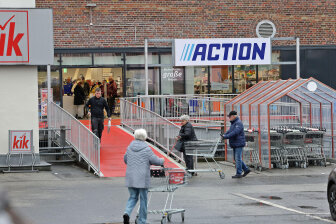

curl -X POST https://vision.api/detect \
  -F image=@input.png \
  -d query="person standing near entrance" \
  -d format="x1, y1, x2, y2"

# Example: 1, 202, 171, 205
73, 80, 85, 119
85, 88, 111, 141
221, 111, 251, 178
107, 77, 118, 115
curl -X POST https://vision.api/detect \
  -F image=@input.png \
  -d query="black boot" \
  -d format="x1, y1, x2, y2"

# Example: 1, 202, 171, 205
123, 214, 129, 224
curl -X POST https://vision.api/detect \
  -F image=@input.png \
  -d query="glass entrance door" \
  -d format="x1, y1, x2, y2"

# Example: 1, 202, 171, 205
62, 67, 123, 118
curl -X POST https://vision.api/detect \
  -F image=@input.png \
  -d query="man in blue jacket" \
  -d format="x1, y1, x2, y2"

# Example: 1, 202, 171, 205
222, 111, 251, 178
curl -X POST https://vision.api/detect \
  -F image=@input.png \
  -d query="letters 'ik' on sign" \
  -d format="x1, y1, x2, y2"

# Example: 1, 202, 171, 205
0, 11, 29, 63
10, 130, 32, 153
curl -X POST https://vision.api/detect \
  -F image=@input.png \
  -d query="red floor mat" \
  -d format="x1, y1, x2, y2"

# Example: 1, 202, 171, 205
80, 119, 181, 177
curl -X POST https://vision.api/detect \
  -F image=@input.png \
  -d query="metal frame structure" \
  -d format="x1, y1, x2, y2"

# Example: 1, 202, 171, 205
224, 78, 336, 169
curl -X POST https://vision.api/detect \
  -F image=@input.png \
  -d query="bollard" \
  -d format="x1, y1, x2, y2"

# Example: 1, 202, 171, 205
60, 125, 66, 147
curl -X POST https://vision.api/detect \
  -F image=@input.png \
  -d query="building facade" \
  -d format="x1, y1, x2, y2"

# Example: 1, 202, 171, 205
36, 0, 336, 108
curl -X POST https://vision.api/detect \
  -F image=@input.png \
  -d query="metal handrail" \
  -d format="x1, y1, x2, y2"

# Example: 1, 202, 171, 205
48, 102, 101, 176
120, 98, 184, 163
123, 94, 235, 122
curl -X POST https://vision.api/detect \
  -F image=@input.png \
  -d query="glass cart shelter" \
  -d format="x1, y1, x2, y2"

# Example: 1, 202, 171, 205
224, 78, 336, 168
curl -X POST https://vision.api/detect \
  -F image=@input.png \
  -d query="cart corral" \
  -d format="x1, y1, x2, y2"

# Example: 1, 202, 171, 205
225, 78, 336, 169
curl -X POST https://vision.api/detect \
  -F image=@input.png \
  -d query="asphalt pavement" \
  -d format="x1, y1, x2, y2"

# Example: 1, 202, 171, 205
0, 162, 335, 224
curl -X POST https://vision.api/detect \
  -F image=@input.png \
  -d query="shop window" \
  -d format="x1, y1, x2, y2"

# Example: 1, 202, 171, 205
38, 66, 61, 104
161, 53, 173, 65
161, 67, 185, 95
234, 65, 257, 93
126, 68, 159, 96
126, 53, 159, 65
53, 54, 60, 66
210, 66, 233, 94
185, 67, 209, 94
258, 51, 281, 81
94, 53, 123, 65
61, 53, 92, 66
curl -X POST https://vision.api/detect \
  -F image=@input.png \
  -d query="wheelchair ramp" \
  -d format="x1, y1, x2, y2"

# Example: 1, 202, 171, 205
80, 119, 183, 177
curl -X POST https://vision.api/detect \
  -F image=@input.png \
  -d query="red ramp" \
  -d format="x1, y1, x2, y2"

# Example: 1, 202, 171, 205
80, 120, 182, 177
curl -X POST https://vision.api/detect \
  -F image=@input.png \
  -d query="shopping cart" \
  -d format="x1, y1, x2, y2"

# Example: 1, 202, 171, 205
304, 130, 326, 166
136, 167, 189, 224
282, 131, 307, 168
270, 130, 288, 169
244, 130, 262, 171
184, 136, 225, 179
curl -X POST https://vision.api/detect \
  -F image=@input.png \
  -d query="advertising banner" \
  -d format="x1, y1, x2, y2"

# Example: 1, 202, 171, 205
175, 38, 271, 66
41, 88, 52, 116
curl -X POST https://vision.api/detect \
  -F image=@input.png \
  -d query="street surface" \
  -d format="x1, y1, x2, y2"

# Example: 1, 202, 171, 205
1, 162, 335, 224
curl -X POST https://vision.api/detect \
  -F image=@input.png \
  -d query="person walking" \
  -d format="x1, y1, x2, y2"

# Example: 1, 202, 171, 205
221, 111, 250, 178
73, 80, 85, 119
176, 115, 197, 172
123, 129, 164, 224
107, 77, 118, 115
85, 88, 111, 141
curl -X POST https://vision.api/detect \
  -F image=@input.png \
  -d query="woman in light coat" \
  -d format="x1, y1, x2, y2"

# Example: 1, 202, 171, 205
123, 129, 164, 224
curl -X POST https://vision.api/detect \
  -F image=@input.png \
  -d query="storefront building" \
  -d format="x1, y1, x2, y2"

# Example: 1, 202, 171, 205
36, 0, 336, 108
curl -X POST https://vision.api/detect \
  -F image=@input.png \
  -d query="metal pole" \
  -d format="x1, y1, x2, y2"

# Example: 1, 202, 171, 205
296, 38, 300, 79
145, 38, 148, 96
47, 64, 52, 148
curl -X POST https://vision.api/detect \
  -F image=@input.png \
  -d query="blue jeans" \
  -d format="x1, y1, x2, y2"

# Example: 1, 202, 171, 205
233, 147, 249, 175
124, 187, 148, 224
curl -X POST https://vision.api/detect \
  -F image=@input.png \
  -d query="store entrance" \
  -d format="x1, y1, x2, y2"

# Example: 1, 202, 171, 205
62, 67, 123, 119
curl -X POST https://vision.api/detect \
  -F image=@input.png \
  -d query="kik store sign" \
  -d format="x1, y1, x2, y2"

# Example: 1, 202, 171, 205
9, 130, 33, 153
0, 9, 53, 65
175, 38, 271, 66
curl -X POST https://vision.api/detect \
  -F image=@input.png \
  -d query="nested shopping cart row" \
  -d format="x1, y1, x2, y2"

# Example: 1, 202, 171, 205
242, 127, 327, 170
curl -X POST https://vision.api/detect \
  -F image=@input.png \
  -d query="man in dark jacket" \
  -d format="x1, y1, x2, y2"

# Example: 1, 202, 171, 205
74, 81, 85, 119
85, 88, 111, 141
222, 111, 250, 178
176, 115, 197, 171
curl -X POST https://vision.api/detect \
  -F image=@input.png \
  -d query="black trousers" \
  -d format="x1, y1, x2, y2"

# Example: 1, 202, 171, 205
108, 96, 116, 114
182, 149, 194, 170
91, 117, 104, 140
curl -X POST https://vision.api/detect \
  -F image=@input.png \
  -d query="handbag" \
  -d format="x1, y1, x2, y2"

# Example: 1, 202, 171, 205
174, 140, 184, 152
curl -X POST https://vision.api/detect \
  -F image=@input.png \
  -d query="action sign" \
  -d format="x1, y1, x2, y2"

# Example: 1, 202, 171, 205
0, 9, 53, 65
175, 38, 271, 66
9, 130, 33, 153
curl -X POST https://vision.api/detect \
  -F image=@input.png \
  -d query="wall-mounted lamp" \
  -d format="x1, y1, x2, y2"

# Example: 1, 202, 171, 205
86, 3, 97, 26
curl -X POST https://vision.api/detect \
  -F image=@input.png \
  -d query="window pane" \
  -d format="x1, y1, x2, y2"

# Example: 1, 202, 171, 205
126, 53, 159, 65
94, 53, 123, 65
234, 65, 256, 93
126, 68, 159, 96
185, 66, 209, 94
161, 54, 173, 65
62, 53, 92, 65
259, 51, 281, 81
54, 54, 60, 66
210, 66, 233, 94
161, 67, 185, 94
38, 66, 61, 104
